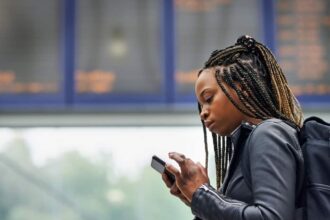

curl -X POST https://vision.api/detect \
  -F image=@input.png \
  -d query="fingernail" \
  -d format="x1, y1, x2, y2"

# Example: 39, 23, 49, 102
168, 152, 173, 157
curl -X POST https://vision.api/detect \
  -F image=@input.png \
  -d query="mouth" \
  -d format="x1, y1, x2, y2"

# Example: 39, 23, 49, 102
204, 121, 214, 129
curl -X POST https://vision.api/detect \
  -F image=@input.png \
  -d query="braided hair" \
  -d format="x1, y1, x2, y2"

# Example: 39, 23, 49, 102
198, 35, 303, 189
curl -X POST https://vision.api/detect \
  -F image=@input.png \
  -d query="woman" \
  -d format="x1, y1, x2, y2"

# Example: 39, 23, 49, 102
162, 35, 304, 220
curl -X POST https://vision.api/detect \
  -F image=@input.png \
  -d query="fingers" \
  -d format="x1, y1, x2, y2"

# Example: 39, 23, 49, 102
168, 152, 186, 164
168, 152, 193, 174
165, 163, 181, 179
168, 152, 195, 167
162, 173, 173, 188
165, 153, 208, 205
170, 184, 181, 196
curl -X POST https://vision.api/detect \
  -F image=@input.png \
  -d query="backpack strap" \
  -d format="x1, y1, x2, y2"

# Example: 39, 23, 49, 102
304, 116, 329, 125
300, 116, 330, 152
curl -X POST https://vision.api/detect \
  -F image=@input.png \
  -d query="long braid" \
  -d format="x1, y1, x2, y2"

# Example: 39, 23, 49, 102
219, 136, 224, 187
212, 133, 220, 188
232, 64, 273, 118
234, 61, 286, 119
255, 43, 303, 126
222, 67, 267, 119
223, 137, 227, 181
235, 61, 276, 109
227, 137, 232, 163
212, 133, 231, 189
198, 35, 303, 189
198, 103, 209, 171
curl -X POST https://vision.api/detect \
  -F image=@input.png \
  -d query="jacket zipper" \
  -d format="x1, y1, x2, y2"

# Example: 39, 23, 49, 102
200, 185, 242, 206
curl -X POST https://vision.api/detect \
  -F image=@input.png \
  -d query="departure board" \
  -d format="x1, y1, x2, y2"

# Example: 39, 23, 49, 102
0, 0, 328, 109
76, 0, 163, 97
174, 0, 262, 98
0, 0, 61, 95
276, 0, 330, 99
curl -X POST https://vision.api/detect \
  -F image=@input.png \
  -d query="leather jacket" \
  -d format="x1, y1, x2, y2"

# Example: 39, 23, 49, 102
191, 119, 304, 220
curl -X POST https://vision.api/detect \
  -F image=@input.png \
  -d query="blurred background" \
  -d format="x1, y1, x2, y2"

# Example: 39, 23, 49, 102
0, 0, 329, 219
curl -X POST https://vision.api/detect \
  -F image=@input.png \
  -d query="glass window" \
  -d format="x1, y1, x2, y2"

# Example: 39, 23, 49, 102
174, 0, 262, 99
0, 0, 61, 95
76, 0, 163, 98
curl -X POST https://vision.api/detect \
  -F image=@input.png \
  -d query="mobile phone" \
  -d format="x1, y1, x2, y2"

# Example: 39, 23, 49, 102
151, 155, 176, 184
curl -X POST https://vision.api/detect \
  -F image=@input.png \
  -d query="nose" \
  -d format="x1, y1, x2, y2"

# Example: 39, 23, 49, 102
200, 106, 209, 121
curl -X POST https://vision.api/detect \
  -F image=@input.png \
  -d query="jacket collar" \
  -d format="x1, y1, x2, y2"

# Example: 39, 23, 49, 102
230, 121, 255, 147
221, 121, 256, 193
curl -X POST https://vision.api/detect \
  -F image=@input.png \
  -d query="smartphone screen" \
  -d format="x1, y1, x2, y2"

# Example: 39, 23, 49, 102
151, 155, 175, 184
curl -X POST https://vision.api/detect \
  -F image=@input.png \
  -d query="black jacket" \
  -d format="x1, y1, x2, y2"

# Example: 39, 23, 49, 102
191, 119, 304, 220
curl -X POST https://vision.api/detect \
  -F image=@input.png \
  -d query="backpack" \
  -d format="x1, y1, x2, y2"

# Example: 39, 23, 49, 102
240, 116, 330, 219
298, 116, 330, 219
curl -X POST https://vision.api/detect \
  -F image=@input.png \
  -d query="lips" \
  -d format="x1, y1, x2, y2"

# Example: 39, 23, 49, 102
204, 121, 214, 129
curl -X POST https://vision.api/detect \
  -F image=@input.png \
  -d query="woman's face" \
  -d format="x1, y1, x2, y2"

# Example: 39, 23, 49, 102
195, 68, 245, 136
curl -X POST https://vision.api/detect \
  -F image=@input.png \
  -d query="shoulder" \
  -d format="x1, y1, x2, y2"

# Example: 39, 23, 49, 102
256, 118, 296, 131
247, 118, 301, 151
241, 119, 303, 179
252, 118, 298, 140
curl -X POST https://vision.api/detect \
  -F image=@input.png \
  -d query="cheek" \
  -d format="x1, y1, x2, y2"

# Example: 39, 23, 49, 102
212, 95, 234, 118
212, 97, 242, 135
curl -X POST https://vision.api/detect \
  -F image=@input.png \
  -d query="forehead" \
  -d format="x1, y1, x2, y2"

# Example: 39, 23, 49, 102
195, 68, 218, 92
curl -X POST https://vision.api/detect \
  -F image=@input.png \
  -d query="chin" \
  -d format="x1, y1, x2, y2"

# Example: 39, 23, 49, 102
210, 128, 225, 136
208, 124, 230, 136
215, 128, 231, 136
218, 132, 229, 136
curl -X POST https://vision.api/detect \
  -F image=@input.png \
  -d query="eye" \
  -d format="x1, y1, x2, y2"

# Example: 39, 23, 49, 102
205, 96, 213, 104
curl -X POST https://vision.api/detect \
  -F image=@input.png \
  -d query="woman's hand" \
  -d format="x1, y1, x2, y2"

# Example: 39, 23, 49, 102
166, 152, 209, 203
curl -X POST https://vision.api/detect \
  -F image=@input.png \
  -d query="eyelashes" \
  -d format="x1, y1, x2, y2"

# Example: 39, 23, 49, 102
198, 96, 213, 109
205, 96, 213, 104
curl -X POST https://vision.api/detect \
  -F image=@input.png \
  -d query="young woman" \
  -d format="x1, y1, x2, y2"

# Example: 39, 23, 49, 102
162, 35, 304, 220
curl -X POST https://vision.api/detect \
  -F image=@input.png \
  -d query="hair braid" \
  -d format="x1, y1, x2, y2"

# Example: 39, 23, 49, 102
235, 61, 281, 117
232, 64, 273, 118
255, 43, 303, 126
219, 136, 225, 186
222, 67, 267, 119
212, 133, 221, 188
198, 103, 209, 170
